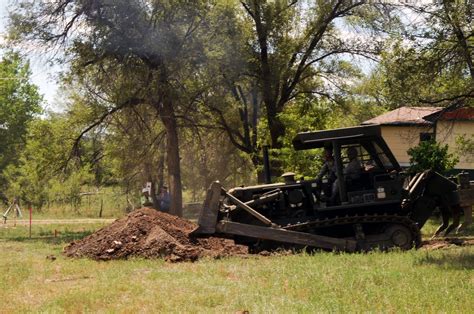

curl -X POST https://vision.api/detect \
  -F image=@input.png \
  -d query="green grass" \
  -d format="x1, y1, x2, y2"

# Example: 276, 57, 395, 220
423, 214, 474, 236
0, 220, 473, 313
0, 223, 108, 244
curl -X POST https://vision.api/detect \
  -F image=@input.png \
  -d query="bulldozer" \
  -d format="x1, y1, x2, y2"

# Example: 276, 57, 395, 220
192, 125, 470, 252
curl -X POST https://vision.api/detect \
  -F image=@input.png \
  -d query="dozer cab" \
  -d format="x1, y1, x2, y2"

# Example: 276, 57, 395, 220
192, 125, 463, 252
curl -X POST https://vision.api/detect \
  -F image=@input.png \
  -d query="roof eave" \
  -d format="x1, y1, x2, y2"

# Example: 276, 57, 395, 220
361, 122, 434, 126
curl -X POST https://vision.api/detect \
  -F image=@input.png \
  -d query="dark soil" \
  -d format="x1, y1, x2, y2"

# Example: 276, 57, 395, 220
63, 207, 248, 262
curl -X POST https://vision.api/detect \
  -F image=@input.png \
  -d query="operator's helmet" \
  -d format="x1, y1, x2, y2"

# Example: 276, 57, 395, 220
323, 145, 333, 160
282, 172, 296, 184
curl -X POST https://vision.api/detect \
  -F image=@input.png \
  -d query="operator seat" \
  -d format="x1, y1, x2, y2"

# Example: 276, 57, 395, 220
346, 167, 376, 192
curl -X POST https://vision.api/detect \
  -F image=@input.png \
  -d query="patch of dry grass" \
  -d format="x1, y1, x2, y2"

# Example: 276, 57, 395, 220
0, 221, 472, 312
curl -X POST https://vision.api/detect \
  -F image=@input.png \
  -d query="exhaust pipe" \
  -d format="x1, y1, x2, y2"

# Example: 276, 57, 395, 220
263, 145, 271, 184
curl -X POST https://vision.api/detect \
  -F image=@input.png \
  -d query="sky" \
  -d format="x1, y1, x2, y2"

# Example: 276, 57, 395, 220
0, 0, 60, 111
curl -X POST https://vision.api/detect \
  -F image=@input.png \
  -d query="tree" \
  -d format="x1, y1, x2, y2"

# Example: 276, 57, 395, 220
407, 140, 458, 175
194, 0, 375, 179
3, 112, 94, 208
9, 0, 217, 216
101, 103, 167, 207
360, 1, 474, 107
456, 134, 474, 165
180, 126, 255, 200
238, 0, 370, 151
456, 134, 474, 156
0, 52, 42, 195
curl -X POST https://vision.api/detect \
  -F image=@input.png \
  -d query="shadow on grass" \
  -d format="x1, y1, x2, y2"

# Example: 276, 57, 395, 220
416, 251, 474, 270
2, 230, 94, 244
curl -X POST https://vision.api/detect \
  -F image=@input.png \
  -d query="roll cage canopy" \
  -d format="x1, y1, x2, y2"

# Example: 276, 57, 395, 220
292, 124, 401, 172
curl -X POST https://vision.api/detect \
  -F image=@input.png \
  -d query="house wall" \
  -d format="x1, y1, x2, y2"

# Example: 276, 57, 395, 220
379, 122, 474, 170
380, 125, 433, 167
436, 120, 474, 170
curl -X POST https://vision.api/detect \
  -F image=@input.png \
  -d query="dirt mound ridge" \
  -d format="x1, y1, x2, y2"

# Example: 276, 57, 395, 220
64, 207, 248, 262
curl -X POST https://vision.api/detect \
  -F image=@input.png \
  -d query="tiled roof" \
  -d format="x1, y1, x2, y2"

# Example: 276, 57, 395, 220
425, 107, 474, 121
362, 107, 442, 126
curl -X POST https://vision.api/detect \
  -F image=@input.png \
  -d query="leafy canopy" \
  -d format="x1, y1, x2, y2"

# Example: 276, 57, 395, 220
0, 52, 42, 183
407, 140, 459, 175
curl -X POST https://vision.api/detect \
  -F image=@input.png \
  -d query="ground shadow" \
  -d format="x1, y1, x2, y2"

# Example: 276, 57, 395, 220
416, 251, 474, 270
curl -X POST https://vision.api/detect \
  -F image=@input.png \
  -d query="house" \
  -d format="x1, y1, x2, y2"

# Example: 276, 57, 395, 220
362, 105, 474, 175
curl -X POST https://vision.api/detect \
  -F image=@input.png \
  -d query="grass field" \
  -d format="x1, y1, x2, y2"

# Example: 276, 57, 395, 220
0, 220, 473, 313
3, 189, 201, 221
2, 186, 204, 220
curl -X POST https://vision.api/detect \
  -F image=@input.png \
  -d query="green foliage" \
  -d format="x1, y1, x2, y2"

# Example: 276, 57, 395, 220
48, 168, 95, 210
180, 128, 256, 199
370, 41, 473, 108
271, 94, 387, 179
2, 112, 105, 208
237, 0, 371, 149
456, 134, 474, 158
0, 52, 42, 185
407, 140, 459, 175
4, 0, 474, 208
358, 1, 474, 107
275, 97, 335, 178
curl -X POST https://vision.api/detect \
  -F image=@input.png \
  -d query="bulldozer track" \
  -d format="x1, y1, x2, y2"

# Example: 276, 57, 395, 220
282, 213, 422, 248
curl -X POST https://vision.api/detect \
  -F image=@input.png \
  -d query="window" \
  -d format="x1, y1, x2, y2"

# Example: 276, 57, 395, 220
420, 133, 434, 142
341, 145, 368, 165
372, 141, 394, 170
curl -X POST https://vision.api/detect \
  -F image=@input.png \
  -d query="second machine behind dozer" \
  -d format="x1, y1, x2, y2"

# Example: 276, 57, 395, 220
192, 125, 462, 252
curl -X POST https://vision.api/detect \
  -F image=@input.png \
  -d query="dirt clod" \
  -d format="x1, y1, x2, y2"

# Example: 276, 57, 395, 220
64, 207, 248, 262
46, 255, 57, 261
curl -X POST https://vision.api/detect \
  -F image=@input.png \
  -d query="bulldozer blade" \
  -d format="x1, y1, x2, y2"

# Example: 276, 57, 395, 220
215, 220, 357, 252
191, 181, 223, 236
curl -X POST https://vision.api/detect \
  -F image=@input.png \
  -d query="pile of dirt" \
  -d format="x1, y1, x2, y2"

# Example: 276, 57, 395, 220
64, 207, 248, 262
421, 237, 474, 250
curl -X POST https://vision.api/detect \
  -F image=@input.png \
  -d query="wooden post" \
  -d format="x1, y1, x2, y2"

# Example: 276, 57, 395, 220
458, 184, 474, 231
99, 198, 104, 218
29, 206, 32, 238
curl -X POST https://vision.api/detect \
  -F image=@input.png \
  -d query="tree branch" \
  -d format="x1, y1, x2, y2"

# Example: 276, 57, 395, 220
62, 97, 144, 170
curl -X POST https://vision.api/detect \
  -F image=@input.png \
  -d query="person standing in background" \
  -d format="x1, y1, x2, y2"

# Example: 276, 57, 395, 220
158, 186, 171, 213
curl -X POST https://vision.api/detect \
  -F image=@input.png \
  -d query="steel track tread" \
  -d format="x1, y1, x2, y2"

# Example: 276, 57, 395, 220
282, 213, 422, 248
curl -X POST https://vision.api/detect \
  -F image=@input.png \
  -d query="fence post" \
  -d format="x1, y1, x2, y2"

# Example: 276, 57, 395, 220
29, 206, 32, 238
99, 198, 104, 218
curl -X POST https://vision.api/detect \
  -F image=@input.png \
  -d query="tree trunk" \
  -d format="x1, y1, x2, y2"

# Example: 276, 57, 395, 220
160, 99, 183, 217
264, 105, 285, 178
157, 143, 165, 190
267, 111, 286, 149
251, 154, 266, 184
